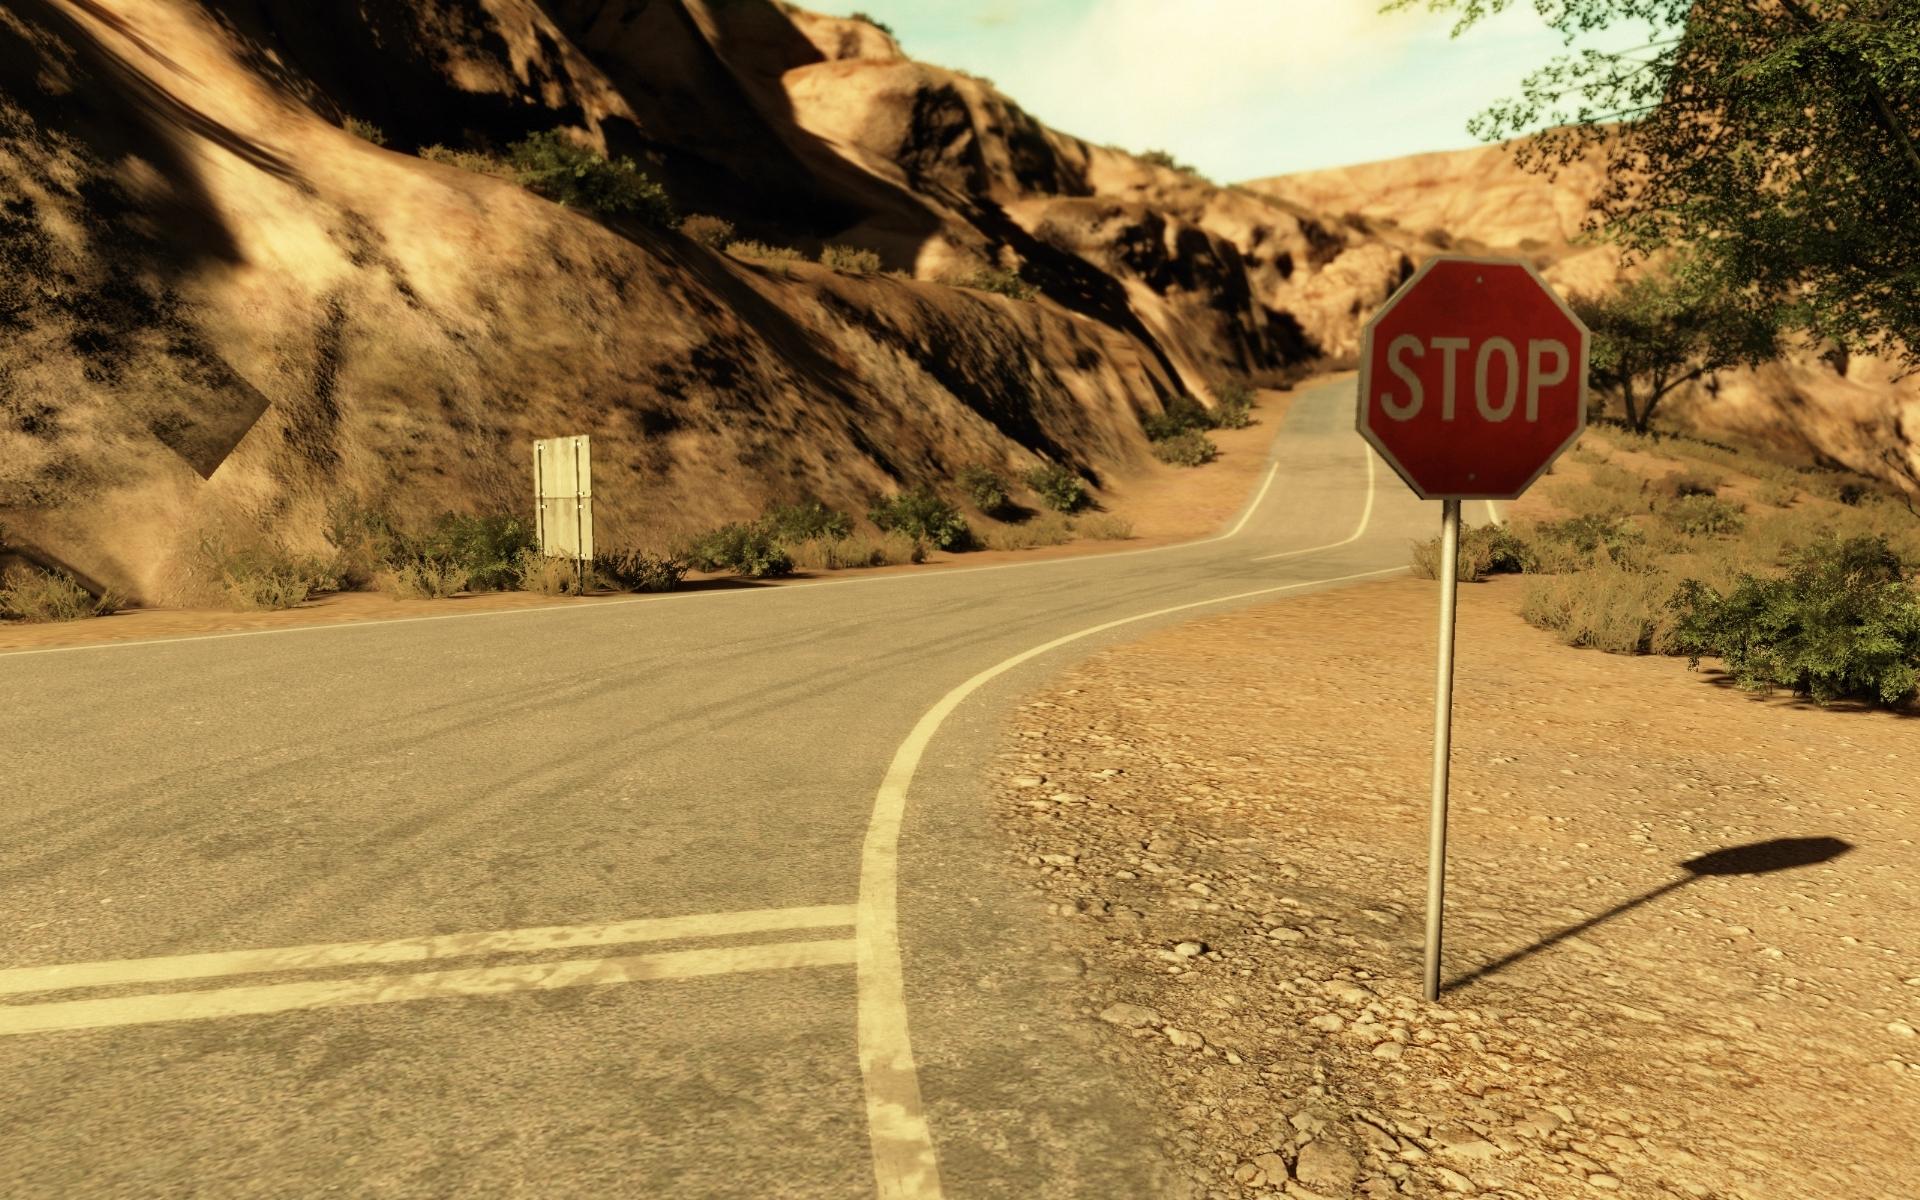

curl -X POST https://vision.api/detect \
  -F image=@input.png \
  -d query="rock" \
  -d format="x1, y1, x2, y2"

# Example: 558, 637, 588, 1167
1586, 1174, 1621, 1190
1294, 1140, 1359, 1196
1308, 1014, 1347, 1033
1371, 1041, 1404, 1062
1049, 792, 1090, 804
1009, 775, 1046, 788
1430, 1165, 1477, 1193
1166, 1027, 1205, 1048
1039, 853, 1079, 866
1429, 1125, 1500, 1160
1322, 981, 1373, 1005
1174, 941, 1208, 958
1353, 1122, 1398, 1155
1098, 1002, 1161, 1028
1889, 1020, 1917, 1038
1268, 926, 1308, 942
1252, 1152, 1290, 1184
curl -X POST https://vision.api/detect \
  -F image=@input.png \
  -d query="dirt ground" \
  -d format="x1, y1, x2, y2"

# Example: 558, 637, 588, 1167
0, 387, 1302, 654
985, 573, 1918, 1200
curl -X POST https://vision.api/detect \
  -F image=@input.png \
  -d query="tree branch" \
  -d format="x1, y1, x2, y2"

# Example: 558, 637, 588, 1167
1775, 0, 1920, 184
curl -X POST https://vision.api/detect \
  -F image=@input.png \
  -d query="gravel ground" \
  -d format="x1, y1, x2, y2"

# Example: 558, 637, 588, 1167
985, 574, 1918, 1200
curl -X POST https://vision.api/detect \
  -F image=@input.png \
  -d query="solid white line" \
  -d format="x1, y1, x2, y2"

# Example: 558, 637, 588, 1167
0, 905, 856, 997
855, 559, 1410, 1200
0, 939, 858, 1038
1250, 442, 1377, 563
0, 401, 1316, 661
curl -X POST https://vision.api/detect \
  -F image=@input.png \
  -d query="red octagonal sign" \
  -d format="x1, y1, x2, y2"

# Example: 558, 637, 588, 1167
1358, 256, 1590, 500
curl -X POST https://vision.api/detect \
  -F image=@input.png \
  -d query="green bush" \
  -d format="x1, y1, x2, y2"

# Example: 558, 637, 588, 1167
418, 144, 518, 181
1668, 534, 1920, 707
506, 130, 674, 223
1659, 468, 1723, 499
762, 499, 855, 544
324, 502, 408, 588
0, 565, 123, 622
953, 267, 1036, 301
868, 487, 972, 550
1143, 393, 1215, 441
343, 117, 387, 146
1151, 430, 1218, 466
680, 214, 736, 248
593, 548, 689, 592
1410, 523, 1535, 581
201, 537, 344, 610
1535, 513, 1644, 557
682, 523, 794, 578
958, 465, 1013, 516
1756, 478, 1799, 507
1024, 463, 1088, 513
849, 10, 894, 36
1212, 380, 1255, 429
1660, 494, 1746, 538
819, 244, 882, 273
417, 513, 538, 592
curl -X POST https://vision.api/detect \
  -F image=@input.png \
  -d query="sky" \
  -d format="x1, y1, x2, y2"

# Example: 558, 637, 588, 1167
812, 1, 1667, 182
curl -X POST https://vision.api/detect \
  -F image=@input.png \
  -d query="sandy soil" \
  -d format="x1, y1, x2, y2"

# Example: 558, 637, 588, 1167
0, 385, 1302, 654
985, 574, 1918, 1200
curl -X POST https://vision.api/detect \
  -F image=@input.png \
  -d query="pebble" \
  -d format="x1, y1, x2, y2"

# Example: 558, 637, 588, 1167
1586, 1174, 1621, 1190
1166, 1027, 1205, 1048
1174, 941, 1207, 958
1308, 1014, 1346, 1033
1294, 1140, 1359, 1196
1268, 926, 1307, 942
1009, 775, 1046, 788
1888, 1021, 1916, 1038
1099, 1003, 1161, 1028
1372, 1041, 1404, 1061
1429, 1165, 1477, 1193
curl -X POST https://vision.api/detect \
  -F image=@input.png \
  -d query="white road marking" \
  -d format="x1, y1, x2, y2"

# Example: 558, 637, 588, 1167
0, 939, 857, 1038
1250, 442, 1377, 563
0, 905, 855, 997
855, 560, 1409, 1200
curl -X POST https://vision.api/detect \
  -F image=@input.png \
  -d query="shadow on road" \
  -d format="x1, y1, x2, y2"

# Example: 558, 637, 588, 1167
1442, 836, 1853, 995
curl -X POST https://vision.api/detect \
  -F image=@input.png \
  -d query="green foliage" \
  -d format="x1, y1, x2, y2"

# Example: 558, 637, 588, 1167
682, 523, 794, 578
868, 487, 972, 550
958, 465, 1014, 516
953, 267, 1036, 301
849, 10, 894, 37
505, 131, 674, 222
1668, 535, 1920, 707
680, 214, 736, 249
1756, 478, 1800, 507
416, 513, 538, 592
761, 499, 854, 544
593, 548, 689, 592
418, 144, 518, 181
1151, 430, 1219, 466
325, 506, 534, 596
1659, 468, 1723, 499
200, 537, 343, 610
1137, 149, 1197, 173
0, 565, 123, 622
1212, 379, 1256, 428
1389, 0, 1918, 372
1142, 393, 1215, 441
1535, 512, 1645, 558
1409, 522, 1535, 581
819, 244, 882, 272
1660, 493, 1746, 537
1023, 463, 1088, 513
343, 117, 387, 146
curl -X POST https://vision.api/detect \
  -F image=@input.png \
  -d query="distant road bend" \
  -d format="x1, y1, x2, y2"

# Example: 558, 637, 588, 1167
1, 378, 1483, 1198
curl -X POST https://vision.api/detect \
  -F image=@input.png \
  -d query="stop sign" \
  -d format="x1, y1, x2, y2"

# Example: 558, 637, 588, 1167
1357, 256, 1589, 499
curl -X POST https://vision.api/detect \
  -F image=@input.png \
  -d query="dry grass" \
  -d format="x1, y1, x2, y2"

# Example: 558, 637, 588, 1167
784, 531, 925, 570
1076, 513, 1134, 540
0, 565, 124, 622
376, 561, 470, 599
514, 550, 589, 595
980, 512, 1076, 551
201, 538, 343, 611
1518, 553, 1684, 654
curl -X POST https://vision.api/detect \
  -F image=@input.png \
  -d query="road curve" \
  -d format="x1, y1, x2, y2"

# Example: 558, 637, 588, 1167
1, 377, 1449, 1199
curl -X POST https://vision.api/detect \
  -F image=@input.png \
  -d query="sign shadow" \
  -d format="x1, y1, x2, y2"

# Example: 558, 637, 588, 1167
1441, 836, 1853, 995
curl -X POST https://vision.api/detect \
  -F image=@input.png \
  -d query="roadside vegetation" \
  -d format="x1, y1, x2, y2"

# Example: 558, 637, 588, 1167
419, 131, 674, 223
1408, 426, 1920, 709
1140, 382, 1256, 466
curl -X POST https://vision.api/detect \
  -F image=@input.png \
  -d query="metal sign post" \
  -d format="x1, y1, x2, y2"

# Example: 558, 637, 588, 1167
1424, 498, 1461, 1002
533, 435, 594, 590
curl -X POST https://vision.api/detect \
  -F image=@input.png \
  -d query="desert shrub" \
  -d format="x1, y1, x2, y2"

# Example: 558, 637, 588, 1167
680, 214, 736, 248
1586, 462, 1647, 498
515, 549, 591, 596
958, 465, 1013, 516
1756, 478, 1799, 507
981, 512, 1076, 551
868, 487, 972, 550
378, 560, 470, 600
761, 499, 855, 545
1659, 468, 1724, 498
727, 239, 805, 264
819, 244, 882, 272
0, 565, 123, 622
594, 548, 689, 592
953, 267, 1036, 300
1152, 430, 1218, 466
1024, 463, 1088, 513
202, 537, 344, 610
417, 513, 538, 592
1567, 442, 1611, 466
682, 522, 794, 578
786, 531, 925, 570
1077, 513, 1133, 540
1534, 513, 1644, 558
1836, 481, 1873, 506
849, 10, 894, 36
506, 130, 673, 223
1212, 379, 1255, 429
1137, 148, 1197, 174
418, 144, 517, 180
1660, 494, 1746, 537
343, 117, 387, 146
1415, 522, 1541, 580
1143, 393, 1215, 441
1519, 555, 1685, 654
1668, 534, 1920, 706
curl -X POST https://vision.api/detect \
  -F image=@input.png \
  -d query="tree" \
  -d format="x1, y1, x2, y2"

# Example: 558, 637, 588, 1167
1571, 253, 1779, 431
1382, 0, 1920, 372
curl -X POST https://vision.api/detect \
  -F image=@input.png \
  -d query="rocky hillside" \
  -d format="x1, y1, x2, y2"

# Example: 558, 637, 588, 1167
1247, 144, 1920, 496
0, 0, 1407, 605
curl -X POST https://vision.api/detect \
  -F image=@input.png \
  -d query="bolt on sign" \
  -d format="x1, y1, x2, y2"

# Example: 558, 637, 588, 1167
533, 435, 594, 570
1355, 256, 1590, 1001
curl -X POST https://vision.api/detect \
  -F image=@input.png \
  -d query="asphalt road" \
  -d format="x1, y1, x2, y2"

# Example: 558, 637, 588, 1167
0, 377, 1462, 1198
